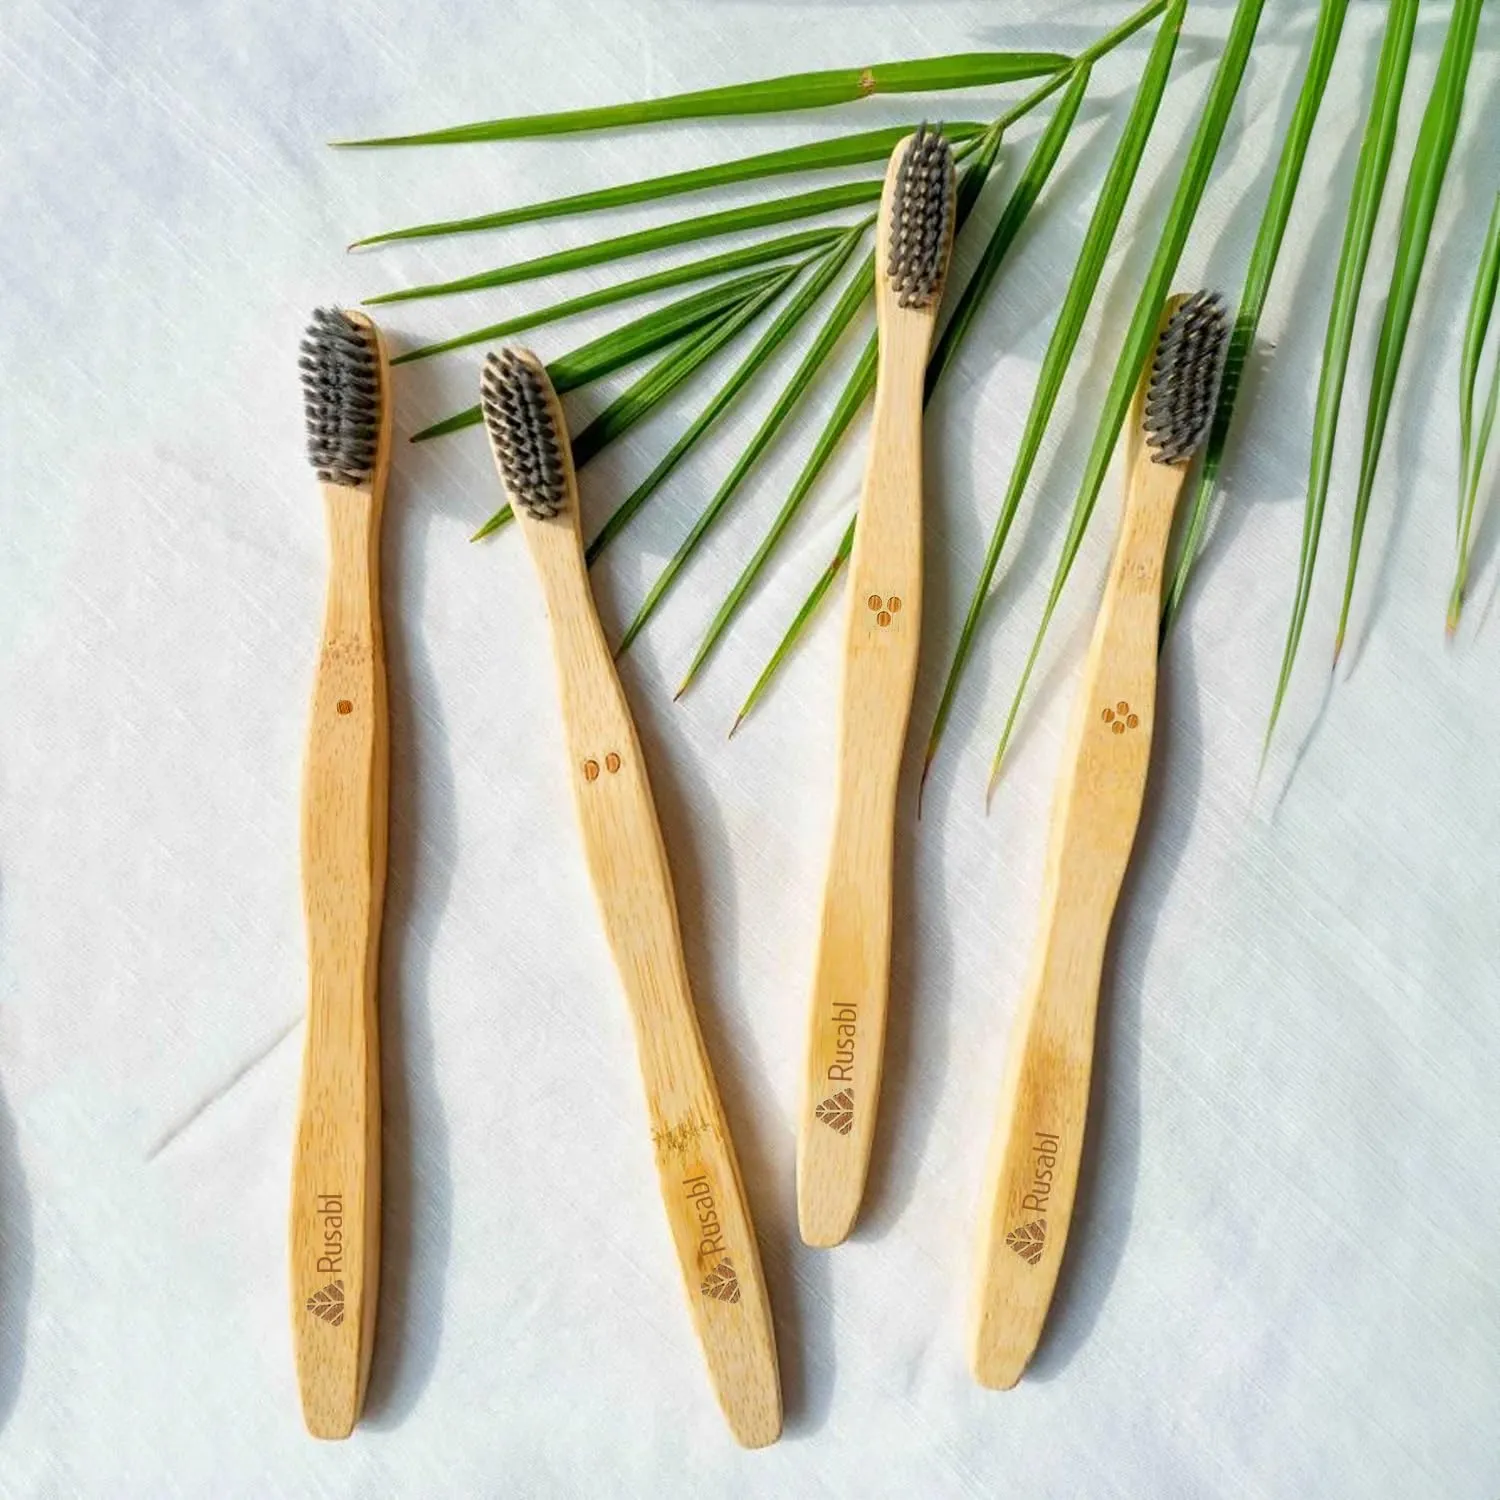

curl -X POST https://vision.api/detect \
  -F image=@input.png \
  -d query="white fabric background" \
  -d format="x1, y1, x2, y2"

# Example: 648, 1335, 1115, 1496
1, 0, 1497, 1494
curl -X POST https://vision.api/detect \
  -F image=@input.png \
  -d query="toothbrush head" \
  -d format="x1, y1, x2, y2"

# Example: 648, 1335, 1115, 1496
300, 308, 381, 487
480, 348, 569, 520
885, 123, 956, 311
1143, 291, 1230, 466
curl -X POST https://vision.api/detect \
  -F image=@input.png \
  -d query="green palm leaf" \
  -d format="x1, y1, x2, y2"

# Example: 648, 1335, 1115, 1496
732, 517, 857, 735
990, 0, 1266, 793
366, 181, 883, 306
410, 264, 790, 444
1162, 0, 1348, 636
1336, 0, 1484, 659
1452, 191, 1500, 632
1265, 0, 1417, 749
615, 247, 878, 651
682, 334, 879, 697
352, 125, 984, 248
589, 219, 870, 571
471, 271, 800, 539
333, 54, 1068, 147
923, 3, 1182, 783
573, 274, 798, 463
1458, 191, 1500, 531
391, 227, 843, 365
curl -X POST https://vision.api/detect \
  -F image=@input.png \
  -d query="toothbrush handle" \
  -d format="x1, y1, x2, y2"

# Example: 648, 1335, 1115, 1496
970, 452, 1181, 1389
536, 532, 782, 1449
798, 339, 924, 1248
291, 485, 387, 1439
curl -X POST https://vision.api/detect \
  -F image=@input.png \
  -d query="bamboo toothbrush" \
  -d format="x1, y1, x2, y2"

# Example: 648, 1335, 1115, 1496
969, 290, 1228, 1390
479, 347, 782, 1448
291, 307, 394, 1438
797, 125, 955, 1248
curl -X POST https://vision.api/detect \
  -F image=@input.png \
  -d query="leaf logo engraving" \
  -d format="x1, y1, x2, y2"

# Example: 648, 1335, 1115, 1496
306, 1279, 345, 1326
815, 1088, 855, 1135
1005, 1220, 1046, 1265
700, 1258, 741, 1304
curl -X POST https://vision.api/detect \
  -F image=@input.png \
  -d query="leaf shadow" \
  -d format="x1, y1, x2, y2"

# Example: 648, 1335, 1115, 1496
0, 880, 34, 1436
1461, 440, 1500, 616
1264, 662, 1338, 819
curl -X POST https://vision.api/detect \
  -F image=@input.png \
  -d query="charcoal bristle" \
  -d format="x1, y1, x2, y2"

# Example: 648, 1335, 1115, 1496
1143, 291, 1230, 465
300, 307, 380, 486
480, 350, 568, 520
886, 123, 955, 310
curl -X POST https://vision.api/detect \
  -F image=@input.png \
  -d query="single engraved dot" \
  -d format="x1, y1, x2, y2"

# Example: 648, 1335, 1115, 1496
888, 596, 902, 613
605, 752, 621, 773
1117, 701, 1129, 715
1127, 713, 1139, 729
336, 699, 353, 716
1102, 707, 1115, 723
1111, 721, 1126, 735
583, 760, 600, 782
867, 594, 882, 611
877, 610, 891, 627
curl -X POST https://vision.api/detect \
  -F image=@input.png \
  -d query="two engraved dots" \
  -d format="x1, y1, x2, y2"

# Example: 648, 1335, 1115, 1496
582, 751, 622, 782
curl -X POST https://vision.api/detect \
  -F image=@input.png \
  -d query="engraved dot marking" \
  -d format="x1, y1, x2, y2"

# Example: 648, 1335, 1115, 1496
877, 610, 891, 627
1117, 701, 1129, 714
605, 752, 621, 774
336, 699, 353, 716
868, 593, 901, 629
1111, 720, 1126, 735
583, 759, 600, 782
1101, 707, 1115, 724
867, 594, 882, 611
1127, 713, 1139, 729
887, 596, 901, 613
1104, 700, 1141, 735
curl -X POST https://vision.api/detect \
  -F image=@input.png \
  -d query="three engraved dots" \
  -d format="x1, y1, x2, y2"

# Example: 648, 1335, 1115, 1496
867, 594, 902, 628
583, 752, 622, 782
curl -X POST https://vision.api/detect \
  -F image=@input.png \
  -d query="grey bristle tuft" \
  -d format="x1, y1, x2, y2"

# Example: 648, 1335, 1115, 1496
300, 308, 379, 486
886, 123, 955, 309
480, 350, 567, 520
1143, 291, 1230, 465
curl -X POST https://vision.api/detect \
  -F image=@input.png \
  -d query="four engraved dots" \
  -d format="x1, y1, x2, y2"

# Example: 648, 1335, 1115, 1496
867, 594, 903, 629
582, 752, 623, 782
1102, 701, 1140, 735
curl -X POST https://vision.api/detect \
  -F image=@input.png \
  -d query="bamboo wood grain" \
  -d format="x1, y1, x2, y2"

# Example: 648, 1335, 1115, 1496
290, 311, 392, 1440
797, 138, 943, 1248
970, 304, 1187, 1389
492, 353, 781, 1449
